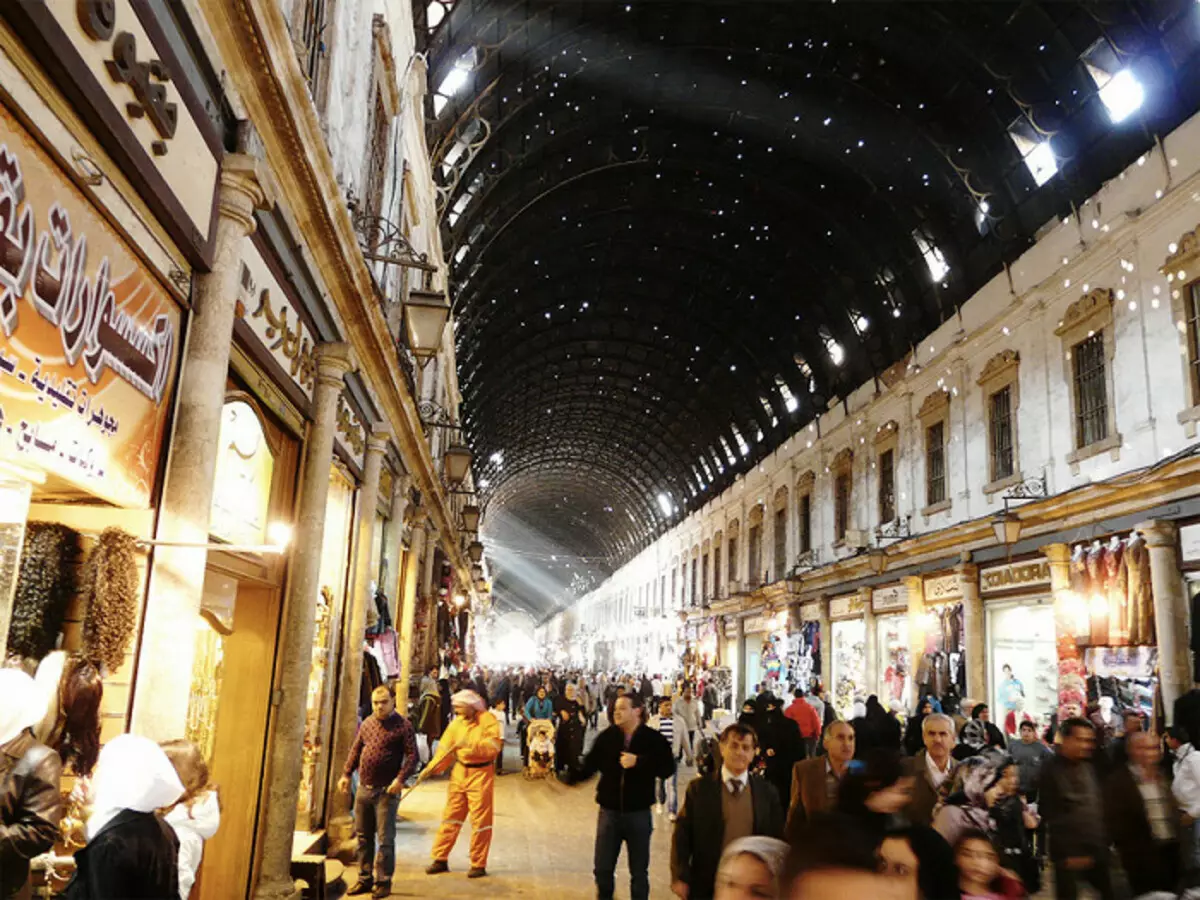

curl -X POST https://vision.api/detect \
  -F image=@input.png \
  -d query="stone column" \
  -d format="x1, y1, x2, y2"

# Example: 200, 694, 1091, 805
131, 156, 274, 739
422, 524, 442, 598
957, 558, 985, 704
903, 576, 926, 711
861, 588, 877, 696
734, 615, 747, 707
1040, 543, 1073, 720
325, 425, 388, 845
420, 525, 442, 671
817, 596, 833, 698
382, 476, 412, 627
253, 343, 353, 900
397, 510, 428, 705
1139, 520, 1191, 723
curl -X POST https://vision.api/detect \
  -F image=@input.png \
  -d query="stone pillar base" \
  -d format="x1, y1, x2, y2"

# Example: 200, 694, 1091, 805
326, 813, 355, 847
251, 876, 303, 900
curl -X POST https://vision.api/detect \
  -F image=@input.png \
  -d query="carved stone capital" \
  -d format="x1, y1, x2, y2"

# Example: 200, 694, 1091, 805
217, 153, 277, 234
315, 342, 354, 389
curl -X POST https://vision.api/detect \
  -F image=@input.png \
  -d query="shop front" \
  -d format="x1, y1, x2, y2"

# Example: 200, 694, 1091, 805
1056, 530, 1161, 740
872, 584, 910, 714
829, 593, 867, 719
913, 573, 967, 713
791, 602, 822, 695
981, 559, 1056, 738
740, 607, 789, 699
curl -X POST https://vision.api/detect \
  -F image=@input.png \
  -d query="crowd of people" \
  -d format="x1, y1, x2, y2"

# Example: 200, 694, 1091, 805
0, 660, 220, 899
376, 663, 1200, 900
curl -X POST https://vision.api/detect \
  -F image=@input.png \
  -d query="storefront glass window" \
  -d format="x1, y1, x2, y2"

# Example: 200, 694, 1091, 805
987, 602, 1056, 738
831, 618, 866, 720
876, 615, 909, 713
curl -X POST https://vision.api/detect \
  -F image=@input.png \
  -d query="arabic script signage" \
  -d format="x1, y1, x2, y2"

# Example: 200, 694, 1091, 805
872, 584, 908, 612
1, 0, 221, 267
829, 593, 864, 619
980, 560, 1052, 596
0, 105, 180, 507
923, 573, 963, 604
236, 239, 316, 399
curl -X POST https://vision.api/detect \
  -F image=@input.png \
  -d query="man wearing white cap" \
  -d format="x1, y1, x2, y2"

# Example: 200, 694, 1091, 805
425, 689, 502, 878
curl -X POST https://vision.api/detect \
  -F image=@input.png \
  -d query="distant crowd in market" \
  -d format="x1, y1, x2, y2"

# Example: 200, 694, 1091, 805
379, 660, 1200, 900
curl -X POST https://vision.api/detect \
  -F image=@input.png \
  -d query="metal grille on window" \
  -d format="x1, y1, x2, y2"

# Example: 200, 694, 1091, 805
926, 421, 946, 506
364, 89, 390, 219
712, 553, 720, 599
835, 472, 851, 540
701, 554, 709, 602
1072, 332, 1108, 448
299, 0, 328, 92
728, 538, 738, 583
798, 494, 811, 554
1188, 281, 1200, 402
989, 386, 1014, 481
878, 449, 895, 523
774, 508, 787, 582
691, 558, 698, 607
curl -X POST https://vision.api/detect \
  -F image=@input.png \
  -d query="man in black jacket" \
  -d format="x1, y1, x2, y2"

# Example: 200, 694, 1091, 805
569, 693, 675, 900
670, 722, 785, 900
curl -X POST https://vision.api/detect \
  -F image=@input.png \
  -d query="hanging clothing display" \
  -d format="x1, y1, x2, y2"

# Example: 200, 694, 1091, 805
367, 629, 400, 679
915, 601, 965, 711
1067, 532, 1156, 649
789, 621, 821, 691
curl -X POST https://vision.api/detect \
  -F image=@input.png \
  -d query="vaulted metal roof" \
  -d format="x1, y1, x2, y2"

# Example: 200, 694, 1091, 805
421, 0, 1200, 615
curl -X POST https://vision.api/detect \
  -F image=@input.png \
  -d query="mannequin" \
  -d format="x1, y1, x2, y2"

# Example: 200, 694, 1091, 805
1091, 695, 1118, 749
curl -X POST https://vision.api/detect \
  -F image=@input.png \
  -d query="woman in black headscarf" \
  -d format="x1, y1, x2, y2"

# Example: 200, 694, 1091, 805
903, 697, 935, 757
754, 691, 804, 807
857, 694, 902, 755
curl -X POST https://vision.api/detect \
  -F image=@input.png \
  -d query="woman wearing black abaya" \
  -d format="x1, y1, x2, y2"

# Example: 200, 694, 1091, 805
903, 697, 935, 756
754, 692, 805, 808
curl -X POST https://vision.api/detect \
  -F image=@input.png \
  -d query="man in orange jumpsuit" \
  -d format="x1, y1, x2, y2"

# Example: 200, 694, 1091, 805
425, 689, 502, 878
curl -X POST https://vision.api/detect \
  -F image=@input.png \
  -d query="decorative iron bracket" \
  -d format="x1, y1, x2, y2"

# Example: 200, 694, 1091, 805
347, 193, 439, 273
1001, 473, 1048, 506
875, 517, 912, 543
789, 547, 821, 577
418, 399, 462, 432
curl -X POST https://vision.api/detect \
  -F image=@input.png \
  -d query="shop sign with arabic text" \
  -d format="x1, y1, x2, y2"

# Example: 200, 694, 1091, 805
0, 106, 180, 507
236, 239, 316, 399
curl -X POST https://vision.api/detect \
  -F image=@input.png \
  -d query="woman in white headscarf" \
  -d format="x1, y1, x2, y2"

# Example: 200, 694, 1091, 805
0, 668, 63, 900
64, 734, 184, 899
714, 835, 790, 899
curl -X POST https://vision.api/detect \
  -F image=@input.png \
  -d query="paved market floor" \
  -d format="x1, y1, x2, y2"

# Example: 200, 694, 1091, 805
353, 728, 680, 898
329, 728, 1063, 899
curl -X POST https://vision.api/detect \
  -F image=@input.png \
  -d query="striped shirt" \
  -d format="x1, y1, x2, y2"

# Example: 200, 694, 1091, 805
659, 716, 674, 744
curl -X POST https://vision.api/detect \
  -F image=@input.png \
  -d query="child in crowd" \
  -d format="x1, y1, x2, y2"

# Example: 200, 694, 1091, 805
529, 726, 553, 769
160, 739, 220, 900
954, 831, 1025, 900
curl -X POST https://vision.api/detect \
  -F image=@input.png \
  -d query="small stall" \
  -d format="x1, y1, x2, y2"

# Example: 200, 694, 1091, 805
830, 593, 867, 719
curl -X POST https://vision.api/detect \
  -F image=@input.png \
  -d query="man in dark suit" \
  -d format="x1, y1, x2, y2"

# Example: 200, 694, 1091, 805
786, 720, 855, 839
670, 722, 784, 899
904, 712, 958, 826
